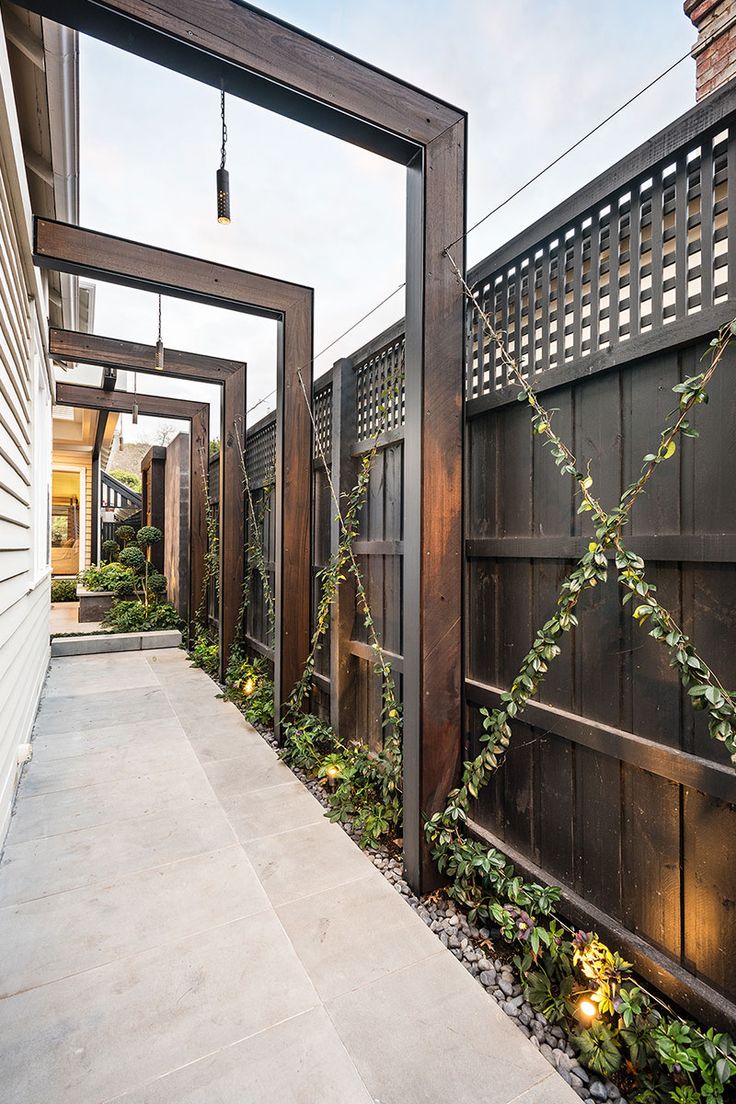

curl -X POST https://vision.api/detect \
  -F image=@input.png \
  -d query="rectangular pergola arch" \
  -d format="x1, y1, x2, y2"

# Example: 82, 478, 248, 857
50, 328, 247, 665
20, 0, 467, 892
35, 217, 314, 739
55, 381, 209, 631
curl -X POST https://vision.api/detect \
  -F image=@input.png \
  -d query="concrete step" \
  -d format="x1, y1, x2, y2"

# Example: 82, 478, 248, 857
51, 630, 182, 657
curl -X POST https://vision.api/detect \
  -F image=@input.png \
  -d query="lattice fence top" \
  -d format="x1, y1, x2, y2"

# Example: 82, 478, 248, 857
355, 336, 406, 441
313, 380, 332, 463
467, 121, 734, 399
245, 417, 276, 489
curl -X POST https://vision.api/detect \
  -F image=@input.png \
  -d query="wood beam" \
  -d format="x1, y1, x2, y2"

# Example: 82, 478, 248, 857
50, 327, 243, 384
34, 219, 309, 318
43, 222, 313, 733
55, 382, 202, 420
14, 0, 463, 161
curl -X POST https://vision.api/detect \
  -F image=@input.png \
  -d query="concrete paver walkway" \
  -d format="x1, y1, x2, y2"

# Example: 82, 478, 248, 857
0, 647, 577, 1103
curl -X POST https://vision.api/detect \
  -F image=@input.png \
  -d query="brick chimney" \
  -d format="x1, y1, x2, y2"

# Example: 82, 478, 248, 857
685, 0, 736, 100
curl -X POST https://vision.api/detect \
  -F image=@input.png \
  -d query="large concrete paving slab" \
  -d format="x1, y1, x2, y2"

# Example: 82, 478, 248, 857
0, 646, 578, 1103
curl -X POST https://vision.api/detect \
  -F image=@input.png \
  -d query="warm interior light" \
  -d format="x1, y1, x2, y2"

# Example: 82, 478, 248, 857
578, 998, 597, 1019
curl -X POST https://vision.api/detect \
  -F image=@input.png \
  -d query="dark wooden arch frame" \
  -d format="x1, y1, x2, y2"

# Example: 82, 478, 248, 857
55, 381, 210, 630
50, 328, 247, 666
20, 0, 467, 891
34, 217, 313, 741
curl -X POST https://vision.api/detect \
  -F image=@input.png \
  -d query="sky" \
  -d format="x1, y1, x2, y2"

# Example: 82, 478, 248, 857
78, 0, 697, 443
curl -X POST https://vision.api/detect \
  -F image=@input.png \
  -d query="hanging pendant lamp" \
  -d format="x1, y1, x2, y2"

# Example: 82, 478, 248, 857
217, 90, 231, 224
131, 369, 139, 425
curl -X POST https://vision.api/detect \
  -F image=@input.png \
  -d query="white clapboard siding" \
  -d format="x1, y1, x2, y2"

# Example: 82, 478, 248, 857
0, 34, 53, 843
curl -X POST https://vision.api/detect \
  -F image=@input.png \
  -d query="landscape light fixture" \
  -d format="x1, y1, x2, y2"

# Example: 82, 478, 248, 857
217, 90, 231, 224
155, 293, 164, 371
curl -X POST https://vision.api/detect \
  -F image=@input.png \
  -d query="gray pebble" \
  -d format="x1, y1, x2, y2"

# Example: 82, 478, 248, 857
589, 1083, 608, 1102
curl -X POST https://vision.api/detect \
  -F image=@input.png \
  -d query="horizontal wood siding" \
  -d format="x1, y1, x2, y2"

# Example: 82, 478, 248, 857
0, 66, 51, 842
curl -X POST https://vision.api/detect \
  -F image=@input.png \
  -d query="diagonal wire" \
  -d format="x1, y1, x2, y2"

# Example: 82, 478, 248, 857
444, 47, 692, 251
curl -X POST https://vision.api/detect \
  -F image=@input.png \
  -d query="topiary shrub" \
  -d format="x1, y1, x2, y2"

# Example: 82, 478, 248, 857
50, 579, 77, 602
101, 539, 120, 563
147, 572, 168, 598
116, 525, 135, 547
109, 573, 136, 599
136, 526, 162, 550
119, 545, 146, 573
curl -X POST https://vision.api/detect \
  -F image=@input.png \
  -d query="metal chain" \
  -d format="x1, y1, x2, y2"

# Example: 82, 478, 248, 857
220, 90, 228, 170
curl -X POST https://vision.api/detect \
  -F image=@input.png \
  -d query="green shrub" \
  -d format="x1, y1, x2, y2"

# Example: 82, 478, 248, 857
79, 562, 135, 592
119, 546, 146, 573
190, 632, 219, 678
148, 572, 168, 597
102, 600, 181, 633
109, 573, 136, 599
50, 579, 77, 602
109, 469, 141, 493
224, 650, 274, 726
116, 525, 135, 547
136, 525, 162, 549
101, 539, 120, 563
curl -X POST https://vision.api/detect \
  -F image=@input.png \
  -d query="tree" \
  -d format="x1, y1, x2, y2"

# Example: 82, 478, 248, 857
110, 469, 142, 493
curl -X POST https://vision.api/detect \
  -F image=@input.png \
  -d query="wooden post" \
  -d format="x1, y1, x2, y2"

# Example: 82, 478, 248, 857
220, 368, 246, 674
190, 405, 210, 642
329, 357, 359, 740
274, 299, 314, 741
140, 445, 166, 573
403, 122, 466, 891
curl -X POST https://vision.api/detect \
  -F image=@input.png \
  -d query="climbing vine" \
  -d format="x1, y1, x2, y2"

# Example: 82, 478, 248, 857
423, 254, 736, 1101
279, 353, 405, 845
190, 447, 220, 667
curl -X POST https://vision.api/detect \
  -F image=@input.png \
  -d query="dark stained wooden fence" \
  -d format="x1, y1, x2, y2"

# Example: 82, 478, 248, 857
209, 80, 736, 1026
463, 80, 736, 1026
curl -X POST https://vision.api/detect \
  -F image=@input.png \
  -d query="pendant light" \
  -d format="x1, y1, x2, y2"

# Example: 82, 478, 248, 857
217, 90, 231, 224
131, 370, 139, 425
155, 293, 164, 371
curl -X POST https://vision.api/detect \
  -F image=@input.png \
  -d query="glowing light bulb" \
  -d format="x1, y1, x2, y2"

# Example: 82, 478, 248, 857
578, 998, 597, 1019
325, 765, 339, 779
243, 677, 255, 697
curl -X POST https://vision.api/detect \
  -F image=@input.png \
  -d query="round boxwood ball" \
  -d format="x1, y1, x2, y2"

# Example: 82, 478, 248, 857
148, 572, 167, 596
101, 539, 119, 563
116, 525, 135, 547
119, 545, 146, 573
136, 525, 162, 548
